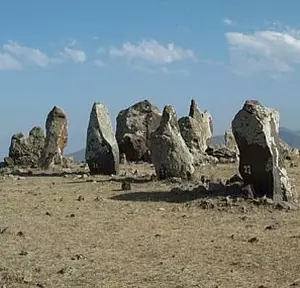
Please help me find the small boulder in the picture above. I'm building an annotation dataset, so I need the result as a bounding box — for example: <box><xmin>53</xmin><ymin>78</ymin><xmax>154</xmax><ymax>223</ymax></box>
<box><xmin>232</xmin><ymin>100</ymin><xmax>294</xmax><ymax>201</ymax></box>
<box><xmin>116</xmin><ymin>100</ymin><xmax>161</xmax><ymax>162</ymax></box>
<box><xmin>41</xmin><ymin>106</ymin><xmax>68</xmax><ymax>168</ymax></box>
<box><xmin>150</xmin><ymin>105</ymin><xmax>194</xmax><ymax>179</ymax></box>
<box><xmin>86</xmin><ymin>103</ymin><xmax>119</xmax><ymax>175</ymax></box>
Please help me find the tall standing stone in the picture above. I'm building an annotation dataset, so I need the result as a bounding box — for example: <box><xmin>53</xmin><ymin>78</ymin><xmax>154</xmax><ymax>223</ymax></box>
<box><xmin>232</xmin><ymin>100</ymin><xmax>294</xmax><ymax>201</ymax></box>
<box><xmin>41</xmin><ymin>106</ymin><xmax>68</xmax><ymax>168</ymax></box>
<box><xmin>150</xmin><ymin>105</ymin><xmax>194</xmax><ymax>179</ymax></box>
<box><xmin>86</xmin><ymin>103</ymin><xmax>119</xmax><ymax>175</ymax></box>
<box><xmin>178</xmin><ymin>99</ymin><xmax>213</xmax><ymax>164</ymax></box>
<box><xmin>116</xmin><ymin>100</ymin><xmax>161</xmax><ymax>162</ymax></box>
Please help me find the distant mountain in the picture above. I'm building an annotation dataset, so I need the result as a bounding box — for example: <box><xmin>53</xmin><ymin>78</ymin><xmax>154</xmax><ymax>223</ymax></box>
<box><xmin>68</xmin><ymin>149</ymin><xmax>85</xmax><ymax>163</ymax></box>
<box><xmin>278</xmin><ymin>127</ymin><xmax>300</xmax><ymax>148</ymax></box>
<box><xmin>67</xmin><ymin>126</ymin><xmax>300</xmax><ymax>162</ymax></box>
<box><xmin>211</xmin><ymin>135</ymin><xmax>224</xmax><ymax>146</ymax></box>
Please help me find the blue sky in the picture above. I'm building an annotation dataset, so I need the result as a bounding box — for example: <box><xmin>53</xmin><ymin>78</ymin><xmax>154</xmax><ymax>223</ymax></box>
<box><xmin>1</xmin><ymin>0</ymin><xmax>300</xmax><ymax>157</ymax></box>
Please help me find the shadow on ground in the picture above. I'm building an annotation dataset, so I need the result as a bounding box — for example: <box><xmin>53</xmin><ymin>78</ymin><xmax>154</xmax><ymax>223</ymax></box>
<box><xmin>110</xmin><ymin>187</ymin><xmax>224</xmax><ymax>203</ymax></box>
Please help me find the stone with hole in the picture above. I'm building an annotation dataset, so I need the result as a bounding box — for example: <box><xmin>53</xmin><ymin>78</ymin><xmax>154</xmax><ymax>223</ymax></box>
<box><xmin>232</xmin><ymin>100</ymin><xmax>295</xmax><ymax>201</ymax></box>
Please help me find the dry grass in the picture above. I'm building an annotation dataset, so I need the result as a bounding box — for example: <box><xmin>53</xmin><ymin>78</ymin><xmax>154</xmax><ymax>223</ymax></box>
<box><xmin>1</xmin><ymin>162</ymin><xmax>300</xmax><ymax>288</ymax></box>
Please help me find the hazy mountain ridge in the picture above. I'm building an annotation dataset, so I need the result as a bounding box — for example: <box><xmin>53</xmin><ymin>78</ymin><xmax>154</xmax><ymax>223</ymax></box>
<box><xmin>67</xmin><ymin>127</ymin><xmax>300</xmax><ymax>162</ymax></box>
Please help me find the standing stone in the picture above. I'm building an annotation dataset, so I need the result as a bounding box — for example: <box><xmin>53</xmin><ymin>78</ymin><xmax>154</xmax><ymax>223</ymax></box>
<box><xmin>116</xmin><ymin>100</ymin><xmax>161</xmax><ymax>162</ymax></box>
<box><xmin>150</xmin><ymin>105</ymin><xmax>194</xmax><ymax>179</ymax></box>
<box><xmin>178</xmin><ymin>99</ymin><xmax>213</xmax><ymax>165</ymax></box>
<box><xmin>8</xmin><ymin>126</ymin><xmax>45</xmax><ymax>167</ymax></box>
<box><xmin>86</xmin><ymin>103</ymin><xmax>119</xmax><ymax>175</ymax></box>
<box><xmin>232</xmin><ymin>100</ymin><xmax>294</xmax><ymax>201</ymax></box>
<box><xmin>224</xmin><ymin>129</ymin><xmax>238</xmax><ymax>152</ymax></box>
<box><xmin>41</xmin><ymin>106</ymin><xmax>68</xmax><ymax>168</ymax></box>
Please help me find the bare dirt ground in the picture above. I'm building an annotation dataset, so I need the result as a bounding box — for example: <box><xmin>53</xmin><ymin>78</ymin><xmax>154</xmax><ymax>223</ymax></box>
<box><xmin>1</xmin><ymin>162</ymin><xmax>300</xmax><ymax>288</ymax></box>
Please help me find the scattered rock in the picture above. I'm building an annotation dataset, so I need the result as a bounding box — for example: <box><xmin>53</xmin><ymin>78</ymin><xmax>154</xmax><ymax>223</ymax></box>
<box><xmin>19</xmin><ymin>250</ymin><xmax>28</xmax><ymax>256</ymax></box>
<box><xmin>116</xmin><ymin>100</ymin><xmax>161</xmax><ymax>162</ymax></box>
<box><xmin>290</xmin><ymin>279</ymin><xmax>300</xmax><ymax>286</ymax></box>
<box><xmin>150</xmin><ymin>105</ymin><xmax>195</xmax><ymax>179</ymax></box>
<box><xmin>265</xmin><ymin>223</ymin><xmax>280</xmax><ymax>230</ymax></box>
<box><xmin>86</xmin><ymin>103</ymin><xmax>120</xmax><ymax>175</ymax></box>
<box><xmin>16</xmin><ymin>231</ymin><xmax>24</xmax><ymax>237</ymax></box>
<box><xmin>57</xmin><ymin>267</ymin><xmax>72</xmax><ymax>275</ymax></box>
<box><xmin>41</xmin><ymin>106</ymin><xmax>68</xmax><ymax>169</ymax></box>
<box><xmin>77</xmin><ymin>195</ymin><xmax>84</xmax><ymax>201</ymax></box>
<box><xmin>248</xmin><ymin>236</ymin><xmax>259</xmax><ymax>243</ymax></box>
<box><xmin>71</xmin><ymin>254</ymin><xmax>83</xmax><ymax>260</ymax></box>
<box><xmin>121</xmin><ymin>180</ymin><xmax>131</xmax><ymax>191</ymax></box>
<box><xmin>0</xmin><ymin>227</ymin><xmax>8</xmax><ymax>234</ymax></box>
<box><xmin>232</xmin><ymin>100</ymin><xmax>295</xmax><ymax>201</ymax></box>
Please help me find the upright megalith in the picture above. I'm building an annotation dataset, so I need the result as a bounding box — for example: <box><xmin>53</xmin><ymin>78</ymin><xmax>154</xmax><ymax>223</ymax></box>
<box><xmin>8</xmin><ymin>126</ymin><xmax>45</xmax><ymax>167</ymax></box>
<box><xmin>41</xmin><ymin>106</ymin><xmax>68</xmax><ymax>168</ymax></box>
<box><xmin>232</xmin><ymin>100</ymin><xmax>294</xmax><ymax>201</ymax></box>
<box><xmin>224</xmin><ymin>129</ymin><xmax>238</xmax><ymax>152</ymax></box>
<box><xmin>150</xmin><ymin>105</ymin><xmax>194</xmax><ymax>179</ymax></box>
<box><xmin>86</xmin><ymin>103</ymin><xmax>119</xmax><ymax>175</ymax></box>
<box><xmin>178</xmin><ymin>99</ymin><xmax>213</xmax><ymax>164</ymax></box>
<box><xmin>116</xmin><ymin>100</ymin><xmax>161</xmax><ymax>162</ymax></box>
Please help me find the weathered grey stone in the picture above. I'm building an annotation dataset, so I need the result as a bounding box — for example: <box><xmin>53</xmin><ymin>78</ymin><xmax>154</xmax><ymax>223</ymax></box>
<box><xmin>179</xmin><ymin>99</ymin><xmax>213</xmax><ymax>165</ymax></box>
<box><xmin>86</xmin><ymin>103</ymin><xmax>119</xmax><ymax>175</ymax></box>
<box><xmin>116</xmin><ymin>100</ymin><xmax>161</xmax><ymax>162</ymax></box>
<box><xmin>118</xmin><ymin>133</ymin><xmax>150</xmax><ymax>162</ymax></box>
<box><xmin>150</xmin><ymin>105</ymin><xmax>195</xmax><ymax>179</ymax></box>
<box><xmin>206</xmin><ymin>146</ymin><xmax>237</xmax><ymax>163</ymax></box>
<box><xmin>225</xmin><ymin>129</ymin><xmax>238</xmax><ymax>152</ymax></box>
<box><xmin>8</xmin><ymin>126</ymin><xmax>45</xmax><ymax>167</ymax></box>
<box><xmin>41</xmin><ymin>106</ymin><xmax>68</xmax><ymax>168</ymax></box>
<box><xmin>232</xmin><ymin>100</ymin><xmax>294</xmax><ymax>201</ymax></box>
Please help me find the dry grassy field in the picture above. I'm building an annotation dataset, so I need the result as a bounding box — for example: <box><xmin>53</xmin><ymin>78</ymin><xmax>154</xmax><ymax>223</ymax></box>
<box><xmin>1</xmin><ymin>162</ymin><xmax>300</xmax><ymax>288</ymax></box>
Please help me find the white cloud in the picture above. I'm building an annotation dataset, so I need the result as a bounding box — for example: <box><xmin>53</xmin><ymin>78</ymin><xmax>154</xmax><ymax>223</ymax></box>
<box><xmin>226</xmin><ymin>29</ymin><xmax>300</xmax><ymax>74</ymax></box>
<box><xmin>3</xmin><ymin>41</ymin><xmax>51</xmax><ymax>67</ymax></box>
<box><xmin>223</xmin><ymin>18</ymin><xmax>234</xmax><ymax>26</ymax></box>
<box><xmin>109</xmin><ymin>39</ymin><xmax>195</xmax><ymax>64</ymax></box>
<box><xmin>97</xmin><ymin>47</ymin><xmax>106</xmax><ymax>54</ymax></box>
<box><xmin>0</xmin><ymin>52</ymin><xmax>22</xmax><ymax>70</ymax></box>
<box><xmin>63</xmin><ymin>47</ymin><xmax>86</xmax><ymax>63</ymax></box>
<box><xmin>94</xmin><ymin>59</ymin><xmax>106</xmax><ymax>67</ymax></box>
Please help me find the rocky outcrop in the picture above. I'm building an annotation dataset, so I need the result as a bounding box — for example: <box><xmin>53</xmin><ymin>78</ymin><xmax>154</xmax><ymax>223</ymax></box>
<box><xmin>150</xmin><ymin>105</ymin><xmax>194</xmax><ymax>179</ymax></box>
<box><xmin>232</xmin><ymin>100</ymin><xmax>295</xmax><ymax>201</ymax></box>
<box><xmin>41</xmin><ymin>106</ymin><xmax>68</xmax><ymax>168</ymax></box>
<box><xmin>116</xmin><ymin>100</ymin><xmax>161</xmax><ymax>162</ymax></box>
<box><xmin>86</xmin><ymin>103</ymin><xmax>119</xmax><ymax>175</ymax></box>
<box><xmin>8</xmin><ymin>126</ymin><xmax>45</xmax><ymax>168</ymax></box>
<box><xmin>179</xmin><ymin>99</ymin><xmax>213</xmax><ymax>165</ymax></box>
